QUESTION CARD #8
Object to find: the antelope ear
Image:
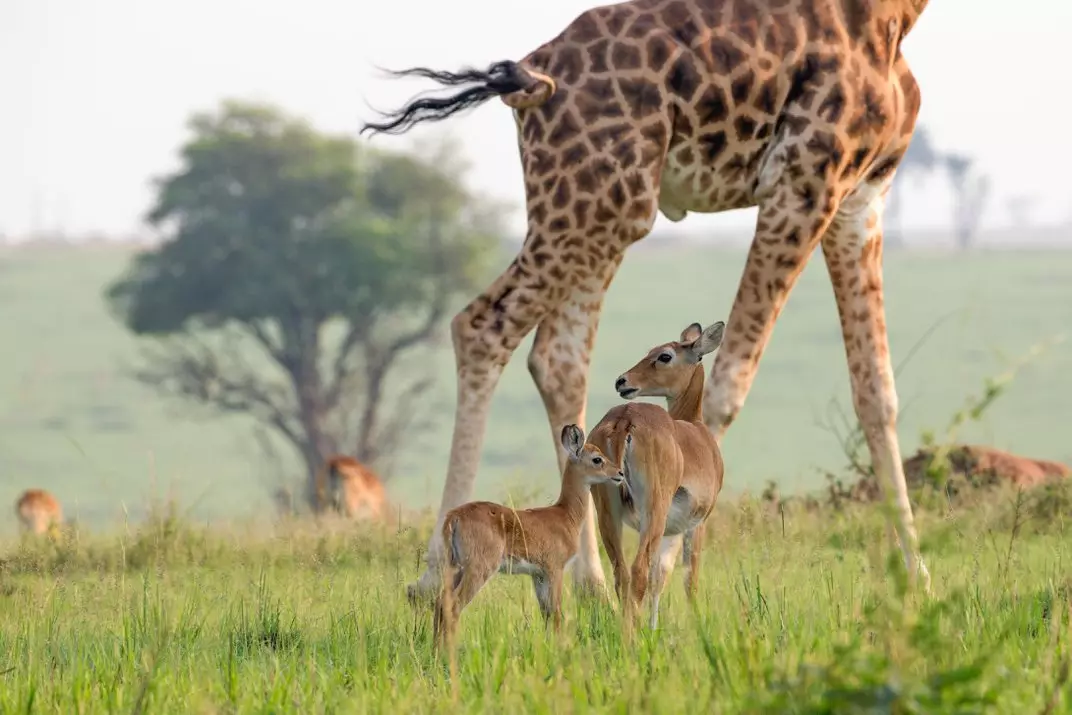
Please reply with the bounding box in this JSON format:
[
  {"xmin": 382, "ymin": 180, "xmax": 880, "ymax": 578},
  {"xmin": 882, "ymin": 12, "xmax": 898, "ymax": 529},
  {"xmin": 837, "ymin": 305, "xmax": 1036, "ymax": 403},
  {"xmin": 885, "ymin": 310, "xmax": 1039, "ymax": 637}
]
[
  {"xmin": 679, "ymin": 323, "xmax": 703, "ymax": 344},
  {"xmin": 560, "ymin": 424, "xmax": 585, "ymax": 460},
  {"xmin": 683, "ymin": 321, "xmax": 725, "ymax": 361}
]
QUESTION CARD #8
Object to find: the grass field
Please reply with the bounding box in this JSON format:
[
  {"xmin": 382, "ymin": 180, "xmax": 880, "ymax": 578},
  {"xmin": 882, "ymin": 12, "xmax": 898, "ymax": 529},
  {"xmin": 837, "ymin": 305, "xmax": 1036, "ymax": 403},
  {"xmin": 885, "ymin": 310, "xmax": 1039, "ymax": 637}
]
[
  {"xmin": 2, "ymin": 242, "xmax": 1072, "ymax": 712},
  {"xmin": 2, "ymin": 489, "xmax": 1071, "ymax": 713},
  {"xmin": 1, "ymin": 242, "xmax": 1070, "ymax": 530}
]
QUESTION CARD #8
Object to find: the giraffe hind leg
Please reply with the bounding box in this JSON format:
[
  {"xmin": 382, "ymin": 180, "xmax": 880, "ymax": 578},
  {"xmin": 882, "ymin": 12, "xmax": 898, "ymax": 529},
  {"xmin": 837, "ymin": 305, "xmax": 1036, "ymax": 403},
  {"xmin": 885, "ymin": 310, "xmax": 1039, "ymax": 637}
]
[{"xmin": 820, "ymin": 180, "xmax": 931, "ymax": 593}]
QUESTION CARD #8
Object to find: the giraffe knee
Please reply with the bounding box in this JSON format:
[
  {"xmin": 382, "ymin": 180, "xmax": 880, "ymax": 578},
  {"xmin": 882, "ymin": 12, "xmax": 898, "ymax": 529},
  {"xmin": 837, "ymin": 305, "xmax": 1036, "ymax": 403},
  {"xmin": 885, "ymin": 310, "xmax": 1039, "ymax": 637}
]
[{"xmin": 853, "ymin": 385, "xmax": 899, "ymax": 438}]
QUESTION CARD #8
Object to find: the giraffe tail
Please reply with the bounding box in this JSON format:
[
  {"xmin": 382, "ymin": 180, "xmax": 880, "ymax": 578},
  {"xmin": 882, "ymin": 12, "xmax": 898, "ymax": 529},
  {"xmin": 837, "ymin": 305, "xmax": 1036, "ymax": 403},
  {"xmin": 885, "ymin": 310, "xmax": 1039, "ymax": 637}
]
[{"xmin": 360, "ymin": 60, "xmax": 556, "ymax": 136}]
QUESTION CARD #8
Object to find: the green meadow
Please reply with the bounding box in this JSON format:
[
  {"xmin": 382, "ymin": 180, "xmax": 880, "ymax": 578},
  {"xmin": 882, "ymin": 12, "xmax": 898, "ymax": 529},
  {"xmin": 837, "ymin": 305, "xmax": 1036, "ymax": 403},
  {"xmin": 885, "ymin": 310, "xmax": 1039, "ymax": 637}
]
[
  {"xmin": 1, "ymin": 243, "xmax": 1068, "ymax": 528},
  {"xmin": 2, "ymin": 242, "xmax": 1072, "ymax": 712}
]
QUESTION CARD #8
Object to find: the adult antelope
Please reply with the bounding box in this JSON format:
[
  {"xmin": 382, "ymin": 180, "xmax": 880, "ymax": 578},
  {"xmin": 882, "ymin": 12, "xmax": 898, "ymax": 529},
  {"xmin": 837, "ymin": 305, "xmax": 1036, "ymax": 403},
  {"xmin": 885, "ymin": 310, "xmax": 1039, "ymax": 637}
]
[
  {"xmin": 433, "ymin": 424, "xmax": 624, "ymax": 647},
  {"xmin": 316, "ymin": 455, "xmax": 388, "ymax": 521},
  {"xmin": 15, "ymin": 488, "xmax": 63, "ymax": 536},
  {"xmin": 587, "ymin": 321, "xmax": 726, "ymax": 629}
]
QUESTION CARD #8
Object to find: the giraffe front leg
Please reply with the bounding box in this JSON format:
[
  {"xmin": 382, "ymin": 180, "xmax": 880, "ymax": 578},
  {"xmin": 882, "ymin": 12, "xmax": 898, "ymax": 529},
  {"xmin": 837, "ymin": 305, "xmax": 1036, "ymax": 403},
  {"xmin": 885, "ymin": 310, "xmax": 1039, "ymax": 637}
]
[
  {"xmin": 528, "ymin": 260, "xmax": 624, "ymax": 602},
  {"xmin": 821, "ymin": 181, "xmax": 931, "ymax": 595},
  {"xmin": 703, "ymin": 174, "xmax": 841, "ymax": 437}
]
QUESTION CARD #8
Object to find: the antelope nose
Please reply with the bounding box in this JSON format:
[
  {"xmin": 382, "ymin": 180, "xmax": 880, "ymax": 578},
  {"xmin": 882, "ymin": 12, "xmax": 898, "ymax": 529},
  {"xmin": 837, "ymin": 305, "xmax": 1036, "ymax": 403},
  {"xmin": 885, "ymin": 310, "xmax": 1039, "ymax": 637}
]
[
  {"xmin": 617, "ymin": 470, "xmax": 625, "ymax": 477},
  {"xmin": 615, "ymin": 376, "xmax": 626, "ymax": 390}
]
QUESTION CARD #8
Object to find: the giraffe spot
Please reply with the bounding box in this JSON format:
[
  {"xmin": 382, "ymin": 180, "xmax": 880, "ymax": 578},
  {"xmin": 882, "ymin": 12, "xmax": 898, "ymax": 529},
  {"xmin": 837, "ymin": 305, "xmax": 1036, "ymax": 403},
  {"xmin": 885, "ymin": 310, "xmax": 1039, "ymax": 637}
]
[
  {"xmin": 573, "ymin": 199, "xmax": 592, "ymax": 229},
  {"xmin": 807, "ymin": 130, "xmax": 845, "ymax": 178},
  {"xmin": 867, "ymin": 156, "xmax": 899, "ymax": 182},
  {"xmin": 561, "ymin": 142, "xmax": 591, "ymax": 170},
  {"xmin": 523, "ymin": 113, "xmax": 545, "ymax": 143},
  {"xmin": 677, "ymin": 145, "xmax": 695, "ymax": 165},
  {"xmin": 785, "ymin": 228, "xmax": 801, "ymax": 246},
  {"xmin": 592, "ymin": 157, "xmax": 617, "ymax": 183},
  {"xmin": 662, "ymin": 2, "xmax": 700, "ymax": 47},
  {"xmin": 847, "ymin": 84, "xmax": 889, "ymax": 137},
  {"xmin": 705, "ymin": 37, "xmax": 747, "ymax": 74},
  {"xmin": 551, "ymin": 47, "xmax": 585, "ymax": 86},
  {"xmin": 547, "ymin": 110, "xmax": 584, "ymax": 147},
  {"xmin": 552, "ymin": 178, "xmax": 573, "ymax": 209},
  {"xmin": 756, "ymin": 121, "xmax": 772, "ymax": 140},
  {"xmin": 764, "ymin": 12, "xmax": 799, "ymax": 55},
  {"xmin": 611, "ymin": 42, "xmax": 643, "ymax": 70},
  {"xmin": 666, "ymin": 54, "xmax": 702, "ymax": 103},
  {"xmin": 577, "ymin": 78, "xmax": 622, "ymax": 123},
  {"xmin": 587, "ymin": 39, "xmax": 611, "ymax": 73},
  {"xmin": 529, "ymin": 202, "xmax": 548, "ymax": 225},
  {"xmin": 734, "ymin": 12, "xmax": 760, "ymax": 46},
  {"xmin": 754, "ymin": 77, "xmax": 779, "ymax": 115},
  {"xmin": 528, "ymin": 148, "xmax": 556, "ymax": 176},
  {"xmin": 848, "ymin": 147, "xmax": 871, "ymax": 174},
  {"xmin": 609, "ymin": 180, "xmax": 626, "ymax": 209},
  {"xmin": 575, "ymin": 168, "xmax": 597, "ymax": 194},
  {"xmin": 593, "ymin": 199, "xmax": 616, "ymax": 223},
  {"xmin": 794, "ymin": 183, "xmax": 817, "ymax": 212},
  {"xmin": 817, "ymin": 83, "xmax": 846, "ymax": 123},
  {"xmin": 695, "ymin": 85, "xmax": 729, "ymax": 125},
  {"xmin": 734, "ymin": 116, "xmax": 757, "ymax": 141},
  {"xmin": 549, "ymin": 217, "xmax": 570, "ymax": 232},
  {"xmin": 619, "ymin": 77, "xmax": 663, "ymax": 119},
  {"xmin": 647, "ymin": 35, "xmax": 673, "ymax": 72},
  {"xmin": 720, "ymin": 154, "xmax": 749, "ymax": 182},
  {"xmin": 624, "ymin": 12, "xmax": 656, "ymax": 39},
  {"xmin": 625, "ymin": 171, "xmax": 647, "ymax": 197},
  {"xmin": 603, "ymin": 8, "xmax": 628, "ymax": 36},
  {"xmin": 731, "ymin": 69, "xmax": 755, "ymax": 104},
  {"xmin": 699, "ymin": 132, "xmax": 728, "ymax": 162},
  {"xmin": 567, "ymin": 10, "xmax": 603, "ymax": 43}
]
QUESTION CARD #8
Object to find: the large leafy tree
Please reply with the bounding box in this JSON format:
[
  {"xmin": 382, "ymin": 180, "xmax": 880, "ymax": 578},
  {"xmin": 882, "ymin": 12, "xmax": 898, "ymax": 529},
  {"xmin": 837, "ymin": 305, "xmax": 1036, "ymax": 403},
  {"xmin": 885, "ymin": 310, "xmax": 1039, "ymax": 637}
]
[{"xmin": 106, "ymin": 100, "xmax": 502, "ymax": 509}]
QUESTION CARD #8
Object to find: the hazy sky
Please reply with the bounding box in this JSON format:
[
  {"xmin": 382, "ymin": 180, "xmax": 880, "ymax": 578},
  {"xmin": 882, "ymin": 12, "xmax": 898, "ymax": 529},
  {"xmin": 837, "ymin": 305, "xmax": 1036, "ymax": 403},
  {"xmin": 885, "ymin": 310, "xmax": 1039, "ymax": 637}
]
[{"xmin": 1, "ymin": 0, "xmax": 1067, "ymax": 239}]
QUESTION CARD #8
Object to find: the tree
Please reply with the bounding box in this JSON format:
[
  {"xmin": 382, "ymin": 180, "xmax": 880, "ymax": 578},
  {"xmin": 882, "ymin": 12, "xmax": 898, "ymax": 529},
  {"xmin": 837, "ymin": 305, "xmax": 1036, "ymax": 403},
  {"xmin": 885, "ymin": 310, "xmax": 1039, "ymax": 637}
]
[
  {"xmin": 943, "ymin": 153, "xmax": 990, "ymax": 250},
  {"xmin": 106, "ymin": 100, "xmax": 503, "ymax": 510}
]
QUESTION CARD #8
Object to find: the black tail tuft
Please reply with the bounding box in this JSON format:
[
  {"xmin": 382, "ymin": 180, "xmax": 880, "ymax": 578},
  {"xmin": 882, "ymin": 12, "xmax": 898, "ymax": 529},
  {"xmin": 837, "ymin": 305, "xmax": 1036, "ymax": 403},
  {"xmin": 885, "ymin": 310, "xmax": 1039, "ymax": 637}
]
[{"xmin": 360, "ymin": 60, "xmax": 536, "ymax": 137}]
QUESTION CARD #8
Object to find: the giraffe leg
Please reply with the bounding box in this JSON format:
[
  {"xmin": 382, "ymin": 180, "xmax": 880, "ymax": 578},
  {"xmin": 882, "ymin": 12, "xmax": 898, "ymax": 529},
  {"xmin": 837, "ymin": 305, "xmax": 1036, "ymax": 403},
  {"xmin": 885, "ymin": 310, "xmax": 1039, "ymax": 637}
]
[
  {"xmin": 406, "ymin": 260, "xmax": 559, "ymax": 603},
  {"xmin": 527, "ymin": 260, "xmax": 624, "ymax": 600},
  {"xmin": 820, "ymin": 183, "xmax": 931, "ymax": 594},
  {"xmin": 703, "ymin": 179, "xmax": 841, "ymax": 437}
]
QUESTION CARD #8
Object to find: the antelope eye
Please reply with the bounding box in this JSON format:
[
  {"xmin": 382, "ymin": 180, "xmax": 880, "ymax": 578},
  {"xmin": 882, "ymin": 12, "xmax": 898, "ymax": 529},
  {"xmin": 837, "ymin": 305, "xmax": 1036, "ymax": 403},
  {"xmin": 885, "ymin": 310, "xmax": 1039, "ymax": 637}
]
[
  {"xmin": 592, "ymin": 456, "xmax": 603, "ymax": 465},
  {"xmin": 657, "ymin": 353, "xmax": 673, "ymax": 364}
]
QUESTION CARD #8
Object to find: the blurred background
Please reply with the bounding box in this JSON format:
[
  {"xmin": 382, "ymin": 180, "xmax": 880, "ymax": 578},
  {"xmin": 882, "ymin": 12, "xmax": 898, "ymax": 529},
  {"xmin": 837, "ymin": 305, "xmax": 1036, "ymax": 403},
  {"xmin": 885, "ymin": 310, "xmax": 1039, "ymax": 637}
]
[{"xmin": 2, "ymin": 0, "xmax": 1069, "ymax": 530}]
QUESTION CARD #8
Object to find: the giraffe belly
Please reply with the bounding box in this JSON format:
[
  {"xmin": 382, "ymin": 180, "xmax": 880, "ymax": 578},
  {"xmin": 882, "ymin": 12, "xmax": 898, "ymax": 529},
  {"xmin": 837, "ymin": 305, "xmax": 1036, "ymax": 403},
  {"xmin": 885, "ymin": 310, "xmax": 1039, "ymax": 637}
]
[{"xmin": 658, "ymin": 147, "xmax": 760, "ymax": 220}]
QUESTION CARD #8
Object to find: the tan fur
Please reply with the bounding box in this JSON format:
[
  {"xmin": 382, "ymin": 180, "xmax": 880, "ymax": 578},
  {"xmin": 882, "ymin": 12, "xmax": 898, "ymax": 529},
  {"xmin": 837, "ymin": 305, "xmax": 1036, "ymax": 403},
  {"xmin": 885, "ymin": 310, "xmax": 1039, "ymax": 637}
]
[
  {"xmin": 15, "ymin": 488, "xmax": 62, "ymax": 536},
  {"xmin": 315, "ymin": 456, "xmax": 387, "ymax": 521},
  {"xmin": 367, "ymin": 0, "xmax": 935, "ymax": 600},
  {"xmin": 903, "ymin": 445, "xmax": 1072, "ymax": 490},
  {"xmin": 587, "ymin": 322, "xmax": 726, "ymax": 629},
  {"xmin": 433, "ymin": 425, "xmax": 624, "ymax": 647}
]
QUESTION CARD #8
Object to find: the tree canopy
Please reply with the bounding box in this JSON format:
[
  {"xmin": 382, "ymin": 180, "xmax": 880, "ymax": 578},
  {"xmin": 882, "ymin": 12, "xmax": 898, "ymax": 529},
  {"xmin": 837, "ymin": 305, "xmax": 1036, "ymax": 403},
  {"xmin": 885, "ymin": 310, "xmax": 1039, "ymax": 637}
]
[{"xmin": 106, "ymin": 99, "xmax": 503, "ymax": 509}]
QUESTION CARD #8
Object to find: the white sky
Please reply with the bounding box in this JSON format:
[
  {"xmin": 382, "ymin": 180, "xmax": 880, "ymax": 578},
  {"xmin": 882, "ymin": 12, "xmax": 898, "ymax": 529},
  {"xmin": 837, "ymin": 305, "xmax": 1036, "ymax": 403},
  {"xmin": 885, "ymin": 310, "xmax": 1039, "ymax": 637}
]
[{"xmin": 1, "ymin": 0, "xmax": 1068, "ymax": 239}]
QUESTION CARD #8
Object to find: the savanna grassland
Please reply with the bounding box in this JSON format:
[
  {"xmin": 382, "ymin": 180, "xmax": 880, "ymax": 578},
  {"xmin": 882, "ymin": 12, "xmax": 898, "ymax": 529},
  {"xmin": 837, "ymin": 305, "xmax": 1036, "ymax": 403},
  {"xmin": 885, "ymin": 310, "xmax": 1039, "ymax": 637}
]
[
  {"xmin": 1, "ymin": 244, "xmax": 1070, "ymax": 528},
  {"xmin": 2, "ymin": 243, "xmax": 1072, "ymax": 712},
  {"xmin": 2, "ymin": 486, "xmax": 1072, "ymax": 713}
]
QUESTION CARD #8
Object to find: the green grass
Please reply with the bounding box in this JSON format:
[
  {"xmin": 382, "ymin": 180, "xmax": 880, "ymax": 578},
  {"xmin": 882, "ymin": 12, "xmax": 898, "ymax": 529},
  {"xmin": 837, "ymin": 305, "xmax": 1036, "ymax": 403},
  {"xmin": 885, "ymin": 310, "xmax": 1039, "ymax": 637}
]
[
  {"xmin": 1, "ymin": 243, "xmax": 1070, "ymax": 530},
  {"xmin": 2, "ymin": 493, "xmax": 1070, "ymax": 713}
]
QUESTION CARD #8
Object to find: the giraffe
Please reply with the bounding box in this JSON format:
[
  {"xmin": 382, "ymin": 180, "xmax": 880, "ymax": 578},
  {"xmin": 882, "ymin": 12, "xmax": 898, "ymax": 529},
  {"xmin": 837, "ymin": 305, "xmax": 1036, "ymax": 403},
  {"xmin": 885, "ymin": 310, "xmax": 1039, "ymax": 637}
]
[{"xmin": 361, "ymin": 0, "xmax": 933, "ymax": 602}]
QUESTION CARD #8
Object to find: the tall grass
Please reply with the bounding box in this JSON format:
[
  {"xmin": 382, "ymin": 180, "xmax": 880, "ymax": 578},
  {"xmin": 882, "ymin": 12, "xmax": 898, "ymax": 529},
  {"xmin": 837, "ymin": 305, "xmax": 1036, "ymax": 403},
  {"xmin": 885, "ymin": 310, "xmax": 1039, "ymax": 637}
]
[{"xmin": 2, "ymin": 486, "xmax": 1070, "ymax": 713}]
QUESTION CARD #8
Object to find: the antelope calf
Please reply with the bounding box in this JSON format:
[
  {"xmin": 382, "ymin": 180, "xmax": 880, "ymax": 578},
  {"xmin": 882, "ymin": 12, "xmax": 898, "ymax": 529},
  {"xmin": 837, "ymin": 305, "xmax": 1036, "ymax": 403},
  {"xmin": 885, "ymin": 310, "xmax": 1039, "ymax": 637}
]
[
  {"xmin": 317, "ymin": 455, "xmax": 387, "ymax": 520},
  {"xmin": 588, "ymin": 321, "xmax": 726, "ymax": 630},
  {"xmin": 433, "ymin": 424, "xmax": 624, "ymax": 646},
  {"xmin": 15, "ymin": 488, "xmax": 63, "ymax": 536}
]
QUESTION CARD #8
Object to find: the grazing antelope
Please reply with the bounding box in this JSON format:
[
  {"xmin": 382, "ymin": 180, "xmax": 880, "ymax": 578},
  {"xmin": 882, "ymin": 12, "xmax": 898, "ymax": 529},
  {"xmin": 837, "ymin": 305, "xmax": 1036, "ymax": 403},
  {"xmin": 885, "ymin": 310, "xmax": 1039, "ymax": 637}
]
[
  {"xmin": 316, "ymin": 455, "xmax": 387, "ymax": 520},
  {"xmin": 433, "ymin": 424, "xmax": 624, "ymax": 646},
  {"xmin": 15, "ymin": 488, "xmax": 63, "ymax": 536},
  {"xmin": 588, "ymin": 321, "xmax": 726, "ymax": 630}
]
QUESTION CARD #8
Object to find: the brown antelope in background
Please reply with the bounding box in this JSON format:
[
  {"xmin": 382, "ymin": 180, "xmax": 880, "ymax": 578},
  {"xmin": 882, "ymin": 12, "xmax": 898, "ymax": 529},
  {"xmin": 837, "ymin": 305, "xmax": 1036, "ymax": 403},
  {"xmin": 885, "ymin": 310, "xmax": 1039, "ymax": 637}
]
[
  {"xmin": 433, "ymin": 424, "xmax": 624, "ymax": 647},
  {"xmin": 588, "ymin": 321, "xmax": 726, "ymax": 630},
  {"xmin": 316, "ymin": 455, "xmax": 387, "ymax": 521},
  {"xmin": 15, "ymin": 488, "xmax": 63, "ymax": 536}
]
